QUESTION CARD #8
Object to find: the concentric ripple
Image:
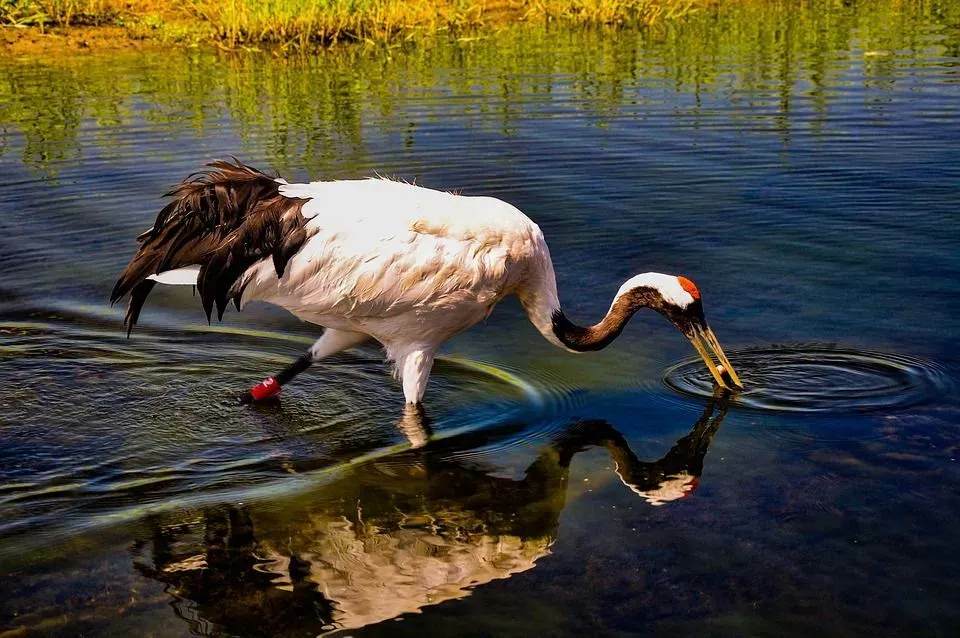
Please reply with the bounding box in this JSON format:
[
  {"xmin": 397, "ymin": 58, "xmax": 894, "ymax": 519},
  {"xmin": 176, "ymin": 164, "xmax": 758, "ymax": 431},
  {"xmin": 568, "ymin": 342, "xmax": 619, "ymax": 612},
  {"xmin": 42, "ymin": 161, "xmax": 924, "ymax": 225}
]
[{"xmin": 664, "ymin": 345, "xmax": 950, "ymax": 413}]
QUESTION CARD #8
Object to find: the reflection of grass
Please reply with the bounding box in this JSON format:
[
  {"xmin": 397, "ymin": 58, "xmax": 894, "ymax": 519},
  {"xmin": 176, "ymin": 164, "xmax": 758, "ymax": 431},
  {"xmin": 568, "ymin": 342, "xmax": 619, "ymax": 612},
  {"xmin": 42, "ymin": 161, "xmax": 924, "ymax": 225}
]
[
  {"xmin": 1, "ymin": 0, "xmax": 706, "ymax": 47},
  {"xmin": 1, "ymin": 0, "xmax": 957, "ymax": 173}
]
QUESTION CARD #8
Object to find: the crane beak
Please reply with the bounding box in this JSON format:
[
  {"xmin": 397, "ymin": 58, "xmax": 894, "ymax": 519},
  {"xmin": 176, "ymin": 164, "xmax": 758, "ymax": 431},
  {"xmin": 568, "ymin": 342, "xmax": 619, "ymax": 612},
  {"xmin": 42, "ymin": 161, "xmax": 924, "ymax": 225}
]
[{"xmin": 688, "ymin": 323, "xmax": 743, "ymax": 391}]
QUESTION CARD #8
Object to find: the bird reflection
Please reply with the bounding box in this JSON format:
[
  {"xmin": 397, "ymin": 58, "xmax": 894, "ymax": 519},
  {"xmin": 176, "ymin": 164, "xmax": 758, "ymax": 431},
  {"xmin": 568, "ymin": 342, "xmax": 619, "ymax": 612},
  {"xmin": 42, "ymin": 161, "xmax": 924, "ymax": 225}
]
[
  {"xmin": 396, "ymin": 402, "xmax": 432, "ymax": 448},
  {"xmin": 133, "ymin": 395, "xmax": 728, "ymax": 636}
]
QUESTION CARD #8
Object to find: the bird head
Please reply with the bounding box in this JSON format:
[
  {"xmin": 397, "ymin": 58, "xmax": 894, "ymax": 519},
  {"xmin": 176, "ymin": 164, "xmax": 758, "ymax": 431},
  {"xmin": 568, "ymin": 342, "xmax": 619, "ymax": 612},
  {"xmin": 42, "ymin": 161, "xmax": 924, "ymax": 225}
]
[{"xmin": 615, "ymin": 273, "xmax": 742, "ymax": 390}]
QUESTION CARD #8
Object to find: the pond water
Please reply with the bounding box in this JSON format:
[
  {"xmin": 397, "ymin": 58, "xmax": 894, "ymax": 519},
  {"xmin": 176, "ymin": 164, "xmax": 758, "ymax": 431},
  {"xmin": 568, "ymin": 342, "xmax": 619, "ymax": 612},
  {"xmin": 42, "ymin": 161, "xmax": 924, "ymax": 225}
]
[{"xmin": 2, "ymin": 1, "xmax": 960, "ymax": 635}]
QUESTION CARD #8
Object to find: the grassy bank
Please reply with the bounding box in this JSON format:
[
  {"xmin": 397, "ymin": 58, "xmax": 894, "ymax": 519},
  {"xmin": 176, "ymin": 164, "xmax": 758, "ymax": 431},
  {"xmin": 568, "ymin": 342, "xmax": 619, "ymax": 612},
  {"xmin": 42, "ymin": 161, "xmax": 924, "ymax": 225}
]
[
  {"xmin": 1, "ymin": 0, "xmax": 124, "ymax": 27},
  {"xmin": 1, "ymin": 0, "xmax": 708, "ymax": 50}
]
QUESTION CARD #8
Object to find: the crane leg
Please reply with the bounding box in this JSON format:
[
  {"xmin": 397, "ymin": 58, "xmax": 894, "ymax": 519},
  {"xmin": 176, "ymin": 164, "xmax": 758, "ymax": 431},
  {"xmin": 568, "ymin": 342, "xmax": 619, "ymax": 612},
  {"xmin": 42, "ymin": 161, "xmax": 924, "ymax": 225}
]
[
  {"xmin": 239, "ymin": 328, "xmax": 369, "ymax": 404},
  {"xmin": 397, "ymin": 348, "xmax": 435, "ymax": 405}
]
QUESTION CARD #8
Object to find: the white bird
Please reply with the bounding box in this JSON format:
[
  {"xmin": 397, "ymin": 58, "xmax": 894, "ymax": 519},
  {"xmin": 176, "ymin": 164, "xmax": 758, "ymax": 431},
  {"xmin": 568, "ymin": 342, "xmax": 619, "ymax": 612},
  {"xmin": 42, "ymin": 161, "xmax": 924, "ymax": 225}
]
[{"xmin": 111, "ymin": 159, "xmax": 741, "ymax": 405}]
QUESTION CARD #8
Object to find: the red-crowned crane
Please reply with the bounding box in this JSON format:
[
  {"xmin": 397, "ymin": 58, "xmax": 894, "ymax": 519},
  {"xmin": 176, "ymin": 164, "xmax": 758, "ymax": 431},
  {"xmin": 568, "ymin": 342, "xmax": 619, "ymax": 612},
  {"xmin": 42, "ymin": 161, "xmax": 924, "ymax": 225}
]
[{"xmin": 112, "ymin": 160, "xmax": 741, "ymax": 405}]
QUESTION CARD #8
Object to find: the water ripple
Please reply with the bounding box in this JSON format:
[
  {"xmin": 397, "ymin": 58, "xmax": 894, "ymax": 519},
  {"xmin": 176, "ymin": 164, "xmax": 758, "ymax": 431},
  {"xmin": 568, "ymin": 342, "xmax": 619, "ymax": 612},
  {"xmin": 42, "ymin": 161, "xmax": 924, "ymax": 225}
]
[
  {"xmin": 664, "ymin": 345, "xmax": 951, "ymax": 414},
  {"xmin": 0, "ymin": 312, "xmax": 583, "ymax": 546}
]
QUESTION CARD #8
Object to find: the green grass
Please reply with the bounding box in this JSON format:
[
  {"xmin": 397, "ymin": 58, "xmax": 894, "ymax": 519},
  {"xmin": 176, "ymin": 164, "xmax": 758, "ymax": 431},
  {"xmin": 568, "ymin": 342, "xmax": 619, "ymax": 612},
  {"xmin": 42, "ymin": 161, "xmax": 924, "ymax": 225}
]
[
  {"xmin": 1, "ymin": 0, "xmax": 126, "ymax": 26},
  {"xmin": 192, "ymin": 0, "xmax": 480, "ymax": 48},
  {"xmin": 1, "ymin": 0, "xmax": 710, "ymax": 49},
  {"xmin": 192, "ymin": 0, "xmax": 708, "ymax": 48}
]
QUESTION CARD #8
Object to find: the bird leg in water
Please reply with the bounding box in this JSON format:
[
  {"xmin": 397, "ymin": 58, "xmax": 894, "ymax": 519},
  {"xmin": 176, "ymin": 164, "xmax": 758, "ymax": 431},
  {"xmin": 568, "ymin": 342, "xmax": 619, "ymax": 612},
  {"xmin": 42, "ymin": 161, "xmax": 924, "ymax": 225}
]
[
  {"xmin": 239, "ymin": 328, "xmax": 370, "ymax": 404},
  {"xmin": 239, "ymin": 354, "xmax": 312, "ymax": 404}
]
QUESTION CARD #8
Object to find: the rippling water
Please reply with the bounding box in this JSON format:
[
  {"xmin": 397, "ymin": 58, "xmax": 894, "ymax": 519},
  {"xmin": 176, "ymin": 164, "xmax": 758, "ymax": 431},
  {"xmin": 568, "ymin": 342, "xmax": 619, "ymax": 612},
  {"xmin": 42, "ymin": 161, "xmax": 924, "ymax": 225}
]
[
  {"xmin": 665, "ymin": 345, "xmax": 953, "ymax": 414},
  {"xmin": 2, "ymin": 1, "xmax": 960, "ymax": 636}
]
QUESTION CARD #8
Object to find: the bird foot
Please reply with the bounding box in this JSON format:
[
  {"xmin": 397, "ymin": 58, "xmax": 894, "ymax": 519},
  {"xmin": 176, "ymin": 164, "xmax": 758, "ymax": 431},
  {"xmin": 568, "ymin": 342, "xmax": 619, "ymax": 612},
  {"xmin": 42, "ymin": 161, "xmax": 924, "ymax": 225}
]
[{"xmin": 238, "ymin": 377, "xmax": 281, "ymax": 404}]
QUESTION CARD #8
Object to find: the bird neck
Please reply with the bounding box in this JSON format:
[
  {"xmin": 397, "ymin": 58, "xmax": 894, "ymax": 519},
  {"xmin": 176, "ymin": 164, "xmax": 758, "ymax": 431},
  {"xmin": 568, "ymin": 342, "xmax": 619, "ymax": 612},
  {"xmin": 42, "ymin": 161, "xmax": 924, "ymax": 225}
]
[
  {"xmin": 518, "ymin": 263, "xmax": 657, "ymax": 353},
  {"xmin": 550, "ymin": 295, "xmax": 642, "ymax": 352}
]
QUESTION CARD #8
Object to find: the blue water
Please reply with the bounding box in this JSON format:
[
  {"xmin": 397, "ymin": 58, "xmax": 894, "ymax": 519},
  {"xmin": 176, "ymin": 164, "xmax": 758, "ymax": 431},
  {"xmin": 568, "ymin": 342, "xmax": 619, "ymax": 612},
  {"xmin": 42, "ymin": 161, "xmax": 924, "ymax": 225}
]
[{"xmin": 1, "ymin": 1, "xmax": 960, "ymax": 635}]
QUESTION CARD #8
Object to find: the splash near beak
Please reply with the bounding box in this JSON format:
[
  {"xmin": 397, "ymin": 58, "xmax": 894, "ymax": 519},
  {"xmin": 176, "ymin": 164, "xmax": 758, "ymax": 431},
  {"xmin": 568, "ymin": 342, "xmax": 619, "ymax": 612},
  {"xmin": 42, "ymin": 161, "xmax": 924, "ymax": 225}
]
[{"xmin": 689, "ymin": 324, "xmax": 743, "ymax": 391}]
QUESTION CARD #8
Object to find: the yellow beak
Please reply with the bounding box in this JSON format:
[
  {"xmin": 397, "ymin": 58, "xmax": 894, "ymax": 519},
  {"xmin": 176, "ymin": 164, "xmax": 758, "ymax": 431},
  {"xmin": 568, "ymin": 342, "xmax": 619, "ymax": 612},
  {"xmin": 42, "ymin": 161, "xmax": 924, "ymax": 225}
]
[{"xmin": 688, "ymin": 324, "xmax": 743, "ymax": 391}]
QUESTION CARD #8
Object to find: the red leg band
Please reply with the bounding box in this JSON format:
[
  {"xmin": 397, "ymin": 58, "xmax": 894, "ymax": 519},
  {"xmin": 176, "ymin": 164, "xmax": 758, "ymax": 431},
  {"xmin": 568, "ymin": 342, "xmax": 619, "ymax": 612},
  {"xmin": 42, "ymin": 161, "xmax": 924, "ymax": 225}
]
[{"xmin": 249, "ymin": 377, "xmax": 281, "ymax": 401}]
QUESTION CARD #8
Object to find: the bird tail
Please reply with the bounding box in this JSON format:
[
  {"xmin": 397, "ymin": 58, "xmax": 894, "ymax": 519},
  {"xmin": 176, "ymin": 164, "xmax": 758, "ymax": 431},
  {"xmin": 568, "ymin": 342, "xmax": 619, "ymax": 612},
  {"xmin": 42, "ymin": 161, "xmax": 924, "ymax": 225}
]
[{"xmin": 109, "ymin": 159, "xmax": 312, "ymax": 336}]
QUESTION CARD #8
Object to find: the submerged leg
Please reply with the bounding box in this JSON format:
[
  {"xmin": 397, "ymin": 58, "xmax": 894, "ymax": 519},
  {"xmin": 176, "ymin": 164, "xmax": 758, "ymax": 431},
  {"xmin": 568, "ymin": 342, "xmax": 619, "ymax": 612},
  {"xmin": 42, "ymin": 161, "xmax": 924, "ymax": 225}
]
[
  {"xmin": 396, "ymin": 403, "xmax": 432, "ymax": 448},
  {"xmin": 239, "ymin": 328, "xmax": 369, "ymax": 404},
  {"xmin": 397, "ymin": 348, "xmax": 436, "ymax": 405}
]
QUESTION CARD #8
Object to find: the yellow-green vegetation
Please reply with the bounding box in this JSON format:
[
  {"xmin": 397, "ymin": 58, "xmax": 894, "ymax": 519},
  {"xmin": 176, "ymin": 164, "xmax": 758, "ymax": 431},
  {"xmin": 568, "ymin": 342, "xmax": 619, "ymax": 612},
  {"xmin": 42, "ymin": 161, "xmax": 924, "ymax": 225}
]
[
  {"xmin": 194, "ymin": 0, "xmax": 485, "ymax": 49},
  {"xmin": 3, "ymin": 0, "xmax": 956, "ymax": 175},
  {"xmin": 1, "ymin": 0, "xmax": 127, "ymax": 27},
  {"xmin": 196, "ymin": 0, "xmax": 707, "ymax": 48},
  {"xmin": 1, "ymin": 0, "xmax": 708, "ymax": 49}
]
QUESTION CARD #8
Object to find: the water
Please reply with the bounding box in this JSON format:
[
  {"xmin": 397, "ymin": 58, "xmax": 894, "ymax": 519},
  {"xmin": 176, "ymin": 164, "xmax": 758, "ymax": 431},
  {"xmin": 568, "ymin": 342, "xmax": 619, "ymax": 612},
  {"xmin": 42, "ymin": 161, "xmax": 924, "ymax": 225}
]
[
  {"xmin": 2, "ymin": 1, "xmax": 960, "ymax": 635},
  {"xmin": 665, "ymin": 346, "xmax": 953, "ymax": 414}
]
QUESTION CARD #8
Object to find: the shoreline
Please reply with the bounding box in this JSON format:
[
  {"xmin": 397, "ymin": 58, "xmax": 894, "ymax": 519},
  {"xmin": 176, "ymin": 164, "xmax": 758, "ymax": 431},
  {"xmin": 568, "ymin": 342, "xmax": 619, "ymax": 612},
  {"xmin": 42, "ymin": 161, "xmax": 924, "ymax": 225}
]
[
  {"xmin": 1, "ymin": 24, "xmax": 162, "ymax": 55},
  {"xmin": 0, "ymin": 0, "xmax": 708, "ymax": 56}
]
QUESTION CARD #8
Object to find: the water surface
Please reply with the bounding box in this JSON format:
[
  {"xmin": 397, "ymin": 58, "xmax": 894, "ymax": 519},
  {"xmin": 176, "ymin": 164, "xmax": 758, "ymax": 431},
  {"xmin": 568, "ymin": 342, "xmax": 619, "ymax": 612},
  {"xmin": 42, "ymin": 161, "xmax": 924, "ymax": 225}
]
[{"xmin": 2, "ymin": 1, "xmax": 960, "ymax": 635}]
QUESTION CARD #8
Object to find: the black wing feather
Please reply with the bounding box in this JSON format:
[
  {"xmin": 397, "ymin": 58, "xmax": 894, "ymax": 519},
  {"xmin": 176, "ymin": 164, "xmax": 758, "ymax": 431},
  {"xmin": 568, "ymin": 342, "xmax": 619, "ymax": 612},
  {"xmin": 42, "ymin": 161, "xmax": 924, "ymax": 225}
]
[{"xmin": 110, "ymin": 159, "xmax": 313, "ymax": 334}]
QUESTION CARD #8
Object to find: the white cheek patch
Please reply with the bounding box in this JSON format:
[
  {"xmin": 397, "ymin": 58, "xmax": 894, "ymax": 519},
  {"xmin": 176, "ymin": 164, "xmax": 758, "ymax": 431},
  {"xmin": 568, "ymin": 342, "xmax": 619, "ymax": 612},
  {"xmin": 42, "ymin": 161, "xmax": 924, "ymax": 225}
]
[
  {"xmin": 615, "ymin": 272, "xmax": 695, "ymax": 308},
  {"xmin": 657, "ymin": 277, "xmax": 696, "ymax": 308}
]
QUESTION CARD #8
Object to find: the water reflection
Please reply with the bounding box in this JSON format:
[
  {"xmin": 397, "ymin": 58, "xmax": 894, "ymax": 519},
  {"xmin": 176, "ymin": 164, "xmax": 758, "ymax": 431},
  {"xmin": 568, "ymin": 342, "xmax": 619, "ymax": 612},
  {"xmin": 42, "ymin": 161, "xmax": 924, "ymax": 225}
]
[
  {"xmin": 132, "ymin": 396, "xmax": 728, "ymax": 635},
  {"xmin": 1, "ymin": 0, "xmax": 958, "ymax": 175}
]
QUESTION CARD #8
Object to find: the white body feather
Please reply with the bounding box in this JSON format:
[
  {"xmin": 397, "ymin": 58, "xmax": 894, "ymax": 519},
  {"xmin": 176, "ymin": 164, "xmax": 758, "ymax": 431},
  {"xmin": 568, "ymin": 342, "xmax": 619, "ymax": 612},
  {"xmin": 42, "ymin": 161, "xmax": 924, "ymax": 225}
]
[
  {"xmin": 240, "ymin": 181, "xmax": 557, "ymax": 360},
  {"xmin": 146, "ymin": 178, "xmax": 561, "ymax": 402}
]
